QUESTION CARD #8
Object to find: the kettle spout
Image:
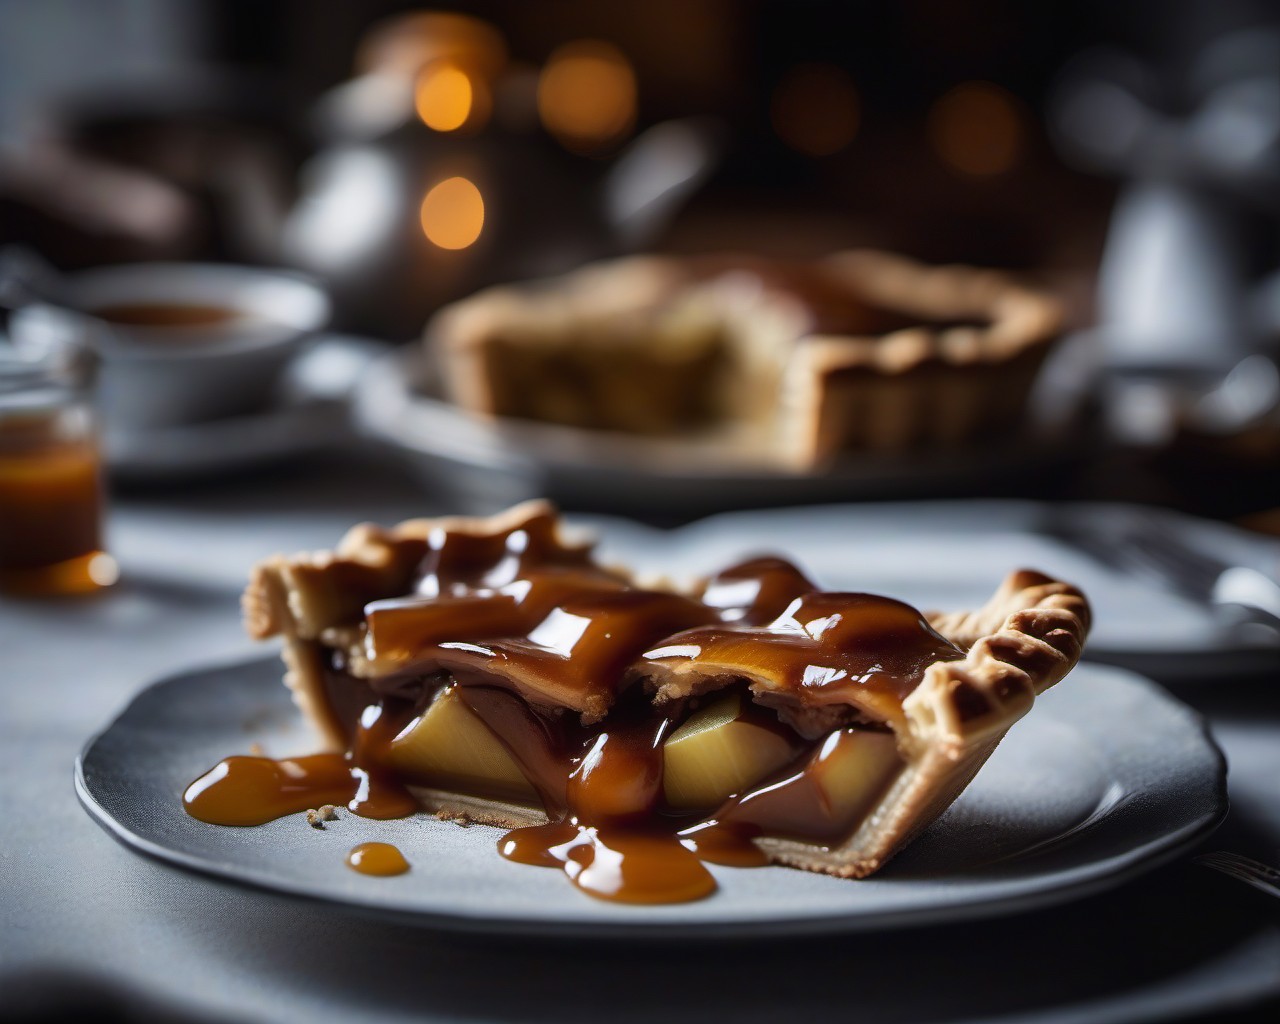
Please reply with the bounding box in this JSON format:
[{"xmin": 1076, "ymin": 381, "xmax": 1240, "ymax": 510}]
[{"xmin": 601, "ymin": 117, "xmax": 724, "ymax": 250}]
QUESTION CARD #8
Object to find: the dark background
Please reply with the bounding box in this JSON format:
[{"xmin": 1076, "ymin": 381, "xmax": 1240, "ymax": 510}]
[{"xmin": 2, "ymin": 0, "xmax": 1278, "ymax": 517}]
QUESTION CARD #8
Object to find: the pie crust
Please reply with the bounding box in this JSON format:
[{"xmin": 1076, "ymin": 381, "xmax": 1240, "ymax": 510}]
[
  {"xmin": 243, "ymin": 500, "xmax": 1089, "ymax": 880},
  {"xmin": 429, "ymin": 252, "xmax": 1064, "ymax": 467}
]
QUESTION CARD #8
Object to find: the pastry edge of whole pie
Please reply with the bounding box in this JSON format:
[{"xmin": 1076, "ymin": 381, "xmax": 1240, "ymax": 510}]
[
  {"xmin": 243, "ymin": 499, "xmax": 1090, "ymax": 879},
  {"xmin": 426, "ymin": 251, "xmax": 1066, "ymax": 465}
]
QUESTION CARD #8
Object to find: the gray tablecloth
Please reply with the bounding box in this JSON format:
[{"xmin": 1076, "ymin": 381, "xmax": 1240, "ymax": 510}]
[{"xmin": 3, "ymin": 467, "xmax": 1279, "ymax": 1024}]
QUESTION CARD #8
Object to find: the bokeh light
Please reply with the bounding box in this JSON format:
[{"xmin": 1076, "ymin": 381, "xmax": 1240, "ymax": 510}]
[
  {"xmin": 771, "ymin": 63, "xmax": 860, "ymax": 156},
  {"xmin": 420, "ymin": 176, "xmax": 485, "ymax": 250},
  {"xmin": 87, "ymin": 553, "xmax": 120, "ymax": 587},
  {"xmin": 537, "ymin": 40, "xmax": 637, "ymax": 153},
  {"xmin": 357, "ymin": 11, "xmax": 507, "ymax": 81},
  {"xmin": 414, "ymin": 60, "xmax": 489, "ymax": 133},
  {"xmin": 927, "ymin": 81, "xmax": 1025, "ymax": 177}
]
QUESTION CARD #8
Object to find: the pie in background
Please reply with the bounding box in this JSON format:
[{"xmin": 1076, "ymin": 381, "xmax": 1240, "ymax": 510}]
[{"xmin": 429, "ymin": 252, "xmax": 1064, "ymax": 467}]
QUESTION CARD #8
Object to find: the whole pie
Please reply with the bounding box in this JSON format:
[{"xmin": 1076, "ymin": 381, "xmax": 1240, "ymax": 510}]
[
  {"xmin": 188, "ymin": 501, "xmax": 1090, "ymax": 902},
  {"xmin": 429, "ymin": 251, "xmax": 1064, "ymax": 467}
]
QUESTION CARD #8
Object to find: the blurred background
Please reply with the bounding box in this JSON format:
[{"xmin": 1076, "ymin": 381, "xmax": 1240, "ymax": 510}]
[
  {"xmin": 1, "ymin": 0, "xmax": 1278, "ymax": 525},
  {"xmin": 0, "ymin": 0, "xmax": 1121, "ymax": 318}
]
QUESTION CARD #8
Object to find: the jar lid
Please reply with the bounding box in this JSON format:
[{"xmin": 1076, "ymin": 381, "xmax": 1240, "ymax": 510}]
[{"xmin": 0, "ymin": 330, "xmax": 95, "ymax": 395}]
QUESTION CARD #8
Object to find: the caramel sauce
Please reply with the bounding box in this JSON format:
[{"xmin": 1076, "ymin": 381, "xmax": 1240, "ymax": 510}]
[
  {"xmin": 496, "ymin": 702, "xmax": 720, "ymax": 904},
  {"xmin": 346, "ymin": 842, "xmax": 410, "ymax": 876},
  {"xmin": 698, "ymin": 556, "xmax": 816, "ymax": 625},
  {"xmin": 0, "ymin": 417, "xmax": 109, "ymax": 596},
  {"xmin": 367, "ymin": 515, "xmax": 716, "ymax": 717},
  {"xmin": 501, "ymin": 822, "xmax": 718, "ymax": 904},
  {"xmin": 677, "ymin": 821, "xmax": 773, "ymax": 868},
  {"xmin": 187, "ymin": 511, "xmax": 961, "ymax": 903},
  {"xmin": 416, "ymin": 512, "xmax": 597, "ymax": 596},
  {"xmin": 700, "ymin": 728, "xmax": 902, "ymax": 847},
  {"xmin": 454, "ymin": 685, "xmax": 574, "ymax": 811},
  {"xmin": 644, "ymin": 591, "xmax": 964, "ymax": 726},
  {"xmin": 182, "ymin": 700, "xmax": 419, "ymax": 825},
  {"xmin": 431, "ymin": 589, "xmax": 716, "ymax": 718},
  {"xmin": 182, "ymin": 751, "xmax": 419, "ymax": 825},
  {"xmin": 183, "ymin": 754, "xmax": 358, "ymax": 826}
]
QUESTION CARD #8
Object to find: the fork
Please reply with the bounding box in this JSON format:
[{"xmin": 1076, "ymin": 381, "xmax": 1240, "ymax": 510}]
[
  {"xmin": 1195, "ymin": 851, "xmax": 1280, "ymax": 899},
  {"xmin": 1042, "ymin": 510, "xmax": 1280, "ymax": 633},
  {"xmin": 1126, "ymin": 514, "xmax": 1279, "ymax": 593}
]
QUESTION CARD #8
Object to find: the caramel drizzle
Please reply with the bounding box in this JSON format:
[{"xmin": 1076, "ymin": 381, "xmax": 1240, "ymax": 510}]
[
  {"xmin": 182, "ymin": 698, "xmax": 419, "ymax": 827},
  {"xmin": 643, "ymin": 590, "xmax": 964, "ymax": 729},
  {"xmin": 346, "ymin": 842, "xmax": 411, "ymax": 876},
  {"xmin": 185, "ymin": 512, "xmax": 963, "ymax": 903}
]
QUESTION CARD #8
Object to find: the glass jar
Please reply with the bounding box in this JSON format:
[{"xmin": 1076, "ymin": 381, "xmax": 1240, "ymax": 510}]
[{"xmin": 0, "ymin": 346, "xmax": 115, "ymax": 596}]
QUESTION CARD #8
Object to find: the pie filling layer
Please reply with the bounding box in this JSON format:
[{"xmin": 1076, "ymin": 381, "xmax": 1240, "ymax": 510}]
[{"xmin": 185, "ymin": 509, "xmax": 968, "ymax": 904}]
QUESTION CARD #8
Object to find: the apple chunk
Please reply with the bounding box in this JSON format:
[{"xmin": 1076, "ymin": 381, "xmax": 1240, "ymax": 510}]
[
  {"xmin": 663, "ymin": 692, "xmax": 797, "ymax": 812},
  {"xmin": 722, "ymin": 727, "xmax": 904, "ymax": 841},
  {"xmin": 387, "ymin": 687, "xmax": 541, "ymax": 805},
  {"xmin": 805, "ymin": 728, "xmax": 903, "ymax": 827}
]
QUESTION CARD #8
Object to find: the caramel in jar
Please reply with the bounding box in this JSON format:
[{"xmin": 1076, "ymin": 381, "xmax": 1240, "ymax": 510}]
[{"xmin": 0, "ymin": 405, "xmax": 114, "ymax": 596}]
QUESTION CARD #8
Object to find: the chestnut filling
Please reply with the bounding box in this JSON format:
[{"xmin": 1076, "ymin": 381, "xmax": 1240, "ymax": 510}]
[{"xmin": 185, "ymin": 512, "xmax": 965, "ymax": 904}]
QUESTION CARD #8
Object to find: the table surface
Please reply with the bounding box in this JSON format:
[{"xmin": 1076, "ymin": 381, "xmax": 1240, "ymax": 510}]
[{"xmin": 3, "ymin": 462, "xmax": 1279, "ymax": 1024}]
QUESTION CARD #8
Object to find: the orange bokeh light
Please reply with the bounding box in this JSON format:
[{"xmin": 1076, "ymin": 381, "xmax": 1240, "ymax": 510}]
[
  {"xmin": 357, "ymin": 12, "xmax": 506, "ymax": 81},
  {"xmin": 414, "ymin": 60, "xmax": 488, "ymax": 133},
  {"xmin": 771, "ymin": 64, "xmax": 860, "ymax": 157},
  {"xmin": 927, "ymin": 82, "xmax": 1025, "ymax": 178},
  {"xmin": 537, "ymin": 40, "xmax": 637, "ymax": 152},
  {"xmin": 420, "ymin": 176, "xmax": 485, "ymax": 250}
]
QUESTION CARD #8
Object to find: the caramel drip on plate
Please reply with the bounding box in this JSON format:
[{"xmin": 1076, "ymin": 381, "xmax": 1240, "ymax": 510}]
[
  {"xmin": 183, "ymin": 701, "xmax": 418, "ymax": 826},
  {"xmin": 183, "ymin": 753, "xmax": 355, "ymax": 826},
  {"xmin": 346, "ymin": 842, "xmax": 410, "ymax": 876},
  {"xmin": 496, "ymin": 701, "xmax": 720, "ymax": 904},
  {"xmin": 186, "ymin": 512, "xmax": 962, "ymax": 903},
  {"xmin": 454, "ymin": 686, "xmax": 789, "ymax": 902}
]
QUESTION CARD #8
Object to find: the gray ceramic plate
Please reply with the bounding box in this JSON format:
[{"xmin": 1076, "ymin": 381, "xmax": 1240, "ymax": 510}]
[
  {"xmin": 76, "ymin": 657, "xmax": 1225, "ymax": 938},
  {"xmin": 352, "ymin": 346, "xmax": 1089, "ymax": 514},
  {"xmin": 105, "ymin": 335, "xmax": 386, "ymax": 481}
]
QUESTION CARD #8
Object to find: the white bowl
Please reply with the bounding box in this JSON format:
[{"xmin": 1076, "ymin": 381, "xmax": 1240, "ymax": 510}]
[{"xmin": 11, "ymin": 263, "xmax": 330, "ymax": 431}]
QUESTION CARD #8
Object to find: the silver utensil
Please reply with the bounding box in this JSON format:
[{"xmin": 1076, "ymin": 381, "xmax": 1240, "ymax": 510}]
[
  {"xmin": 1041, "ymin": 510, "xmax": 1280, "ymax": 634},
  {"xmin": 0, "ymin": 246, "xmax": 74, "ymax": 311},
  {"xmin": 1196, "ymin": 850, "xmax": 1280, "ymax": 899}
]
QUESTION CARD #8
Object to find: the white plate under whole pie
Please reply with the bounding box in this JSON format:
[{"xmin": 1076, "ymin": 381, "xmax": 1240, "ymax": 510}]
[
  {"xmin": 351, "ymin": 345, "xmax": 1092, "ymax": 515},
  {"xmin": 75, "ymin": 656, "xmax": 1225, "ymax": 938}
]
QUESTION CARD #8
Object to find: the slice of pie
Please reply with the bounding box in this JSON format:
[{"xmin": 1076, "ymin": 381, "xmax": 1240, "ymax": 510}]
[
  {"xmin": 429, "ymin": 251, "xmax": 1064, "ymax": 467},
  {"xmin": 197, "ymin": 500, "xmax": 1088, "ymax": 903}
]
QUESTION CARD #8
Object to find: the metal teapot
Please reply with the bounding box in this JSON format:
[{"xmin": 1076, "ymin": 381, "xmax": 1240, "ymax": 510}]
[{"xmin": 279, "ymin": 19, "xmax": 720, "ymax": 339}]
